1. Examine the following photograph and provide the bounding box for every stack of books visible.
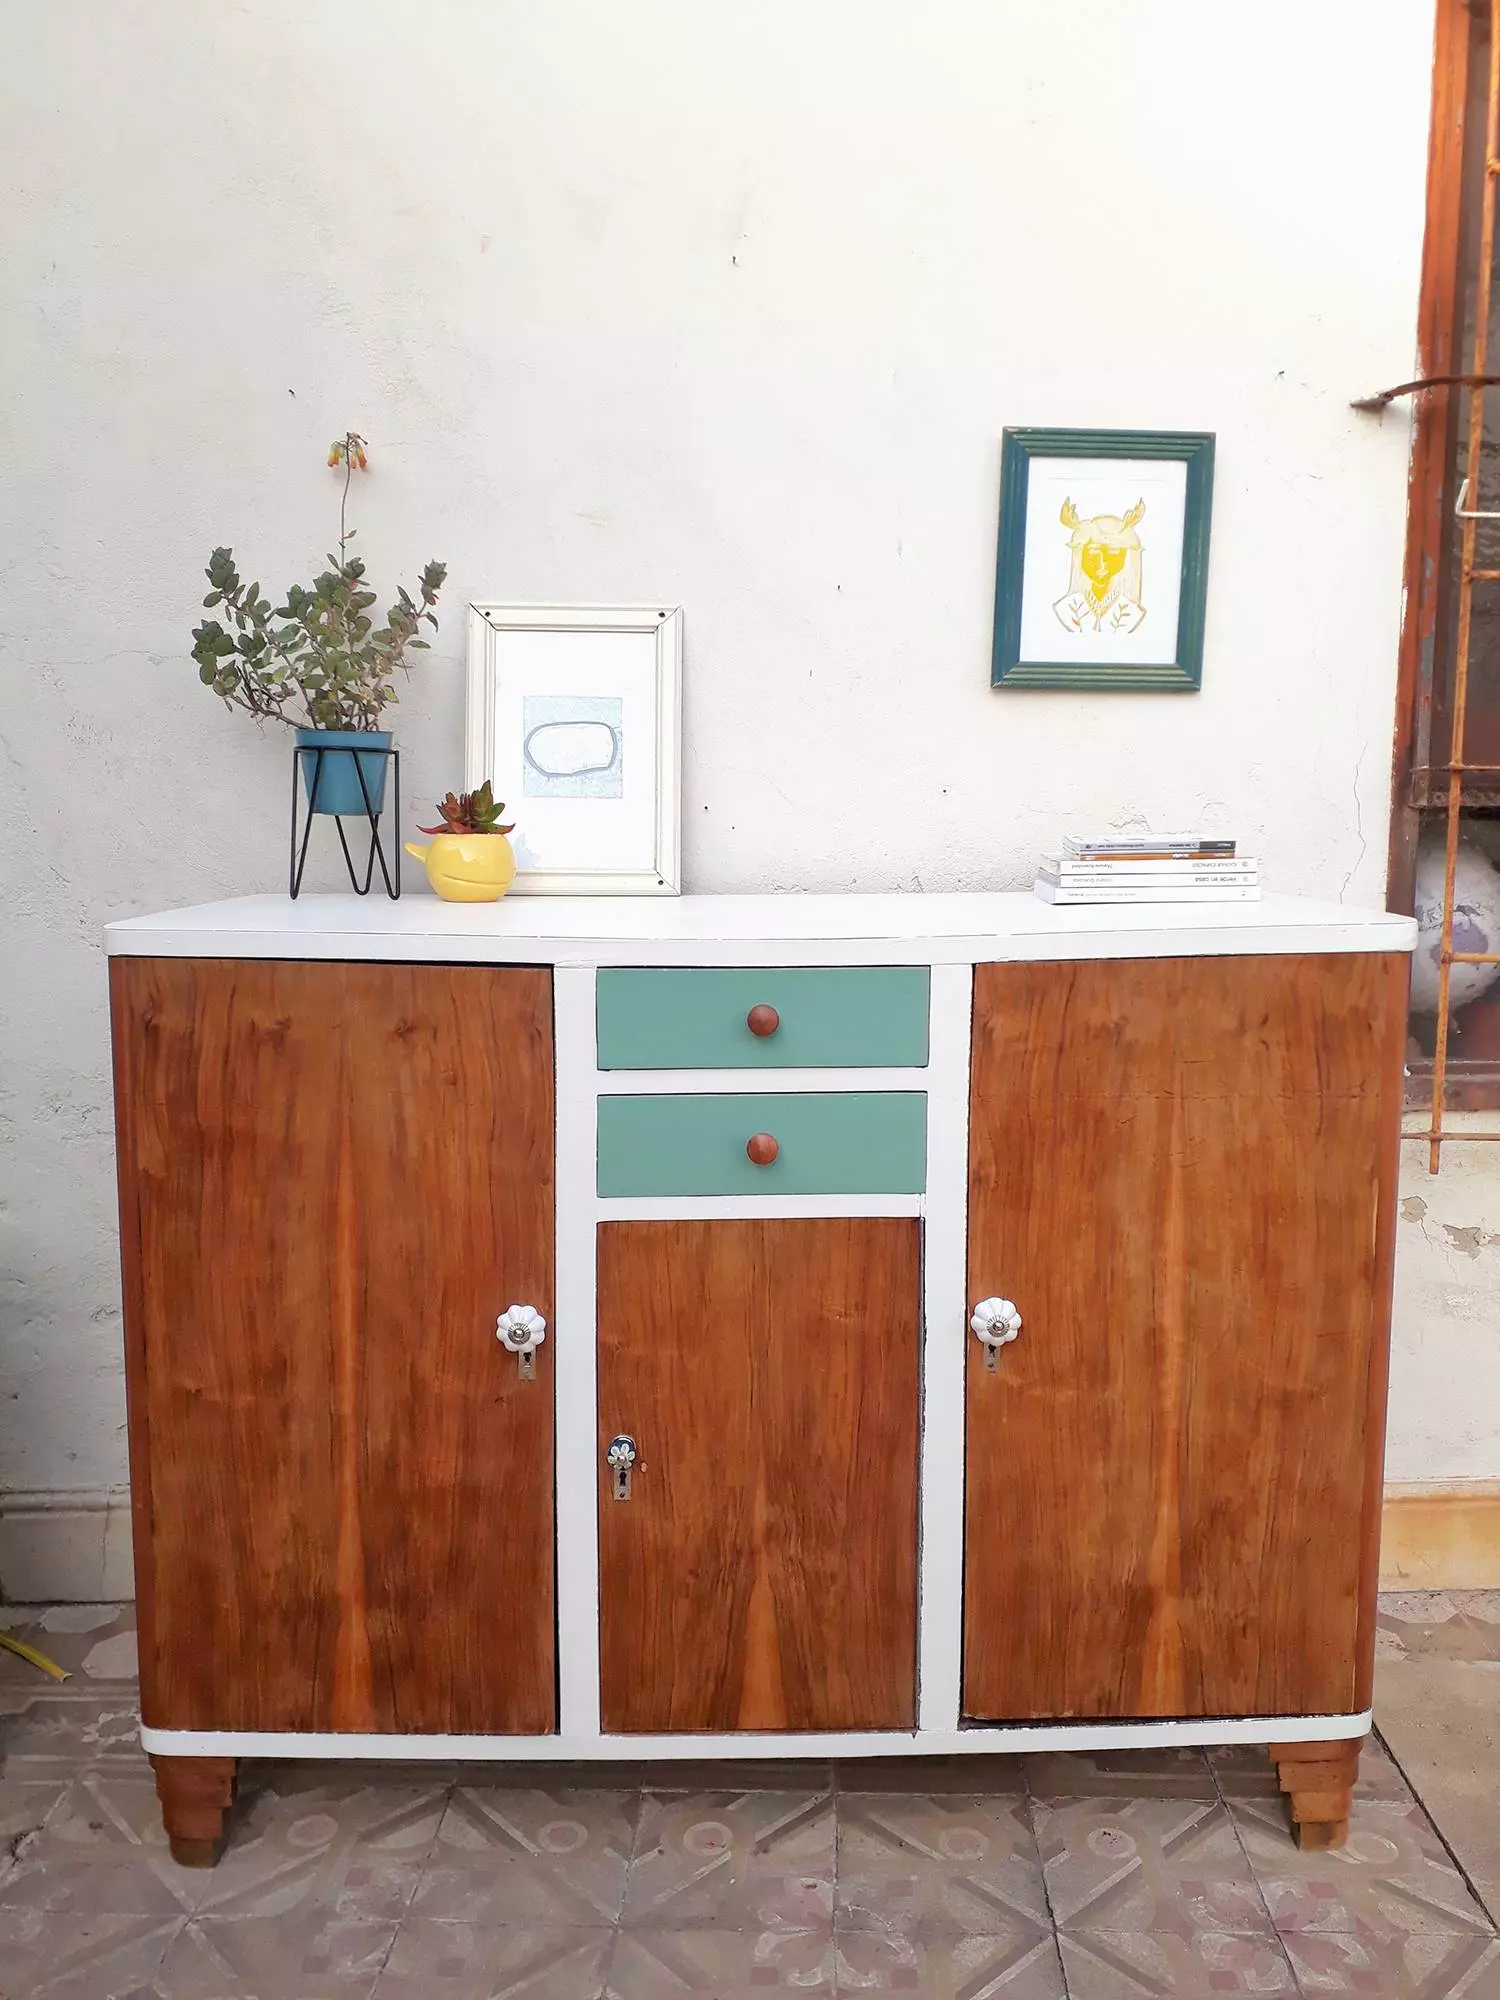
[1035,833,1260,905]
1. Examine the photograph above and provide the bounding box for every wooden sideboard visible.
[104,891,1413,1863]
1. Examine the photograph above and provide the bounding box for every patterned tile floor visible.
[0,1597,1493,1998]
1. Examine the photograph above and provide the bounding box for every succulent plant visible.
[419,780,516,836]
[190,432,447,732]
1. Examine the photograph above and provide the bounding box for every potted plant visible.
[191,432,447,818]
[405,781,518,902]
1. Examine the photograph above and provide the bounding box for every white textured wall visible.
[0,2,1445,1543]
[1391,1130,1500,1485]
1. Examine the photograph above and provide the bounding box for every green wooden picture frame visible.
[991,428,1215,692]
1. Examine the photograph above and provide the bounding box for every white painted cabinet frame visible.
[107,891,1412,1762]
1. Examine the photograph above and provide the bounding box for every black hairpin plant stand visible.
[290,744,401,900]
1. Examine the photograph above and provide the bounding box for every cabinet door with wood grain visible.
[111,957,555,1735]
[963,953,1405,1723]
[597,1217,920,1732]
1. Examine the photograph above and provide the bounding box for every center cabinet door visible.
[962,954,1403,1723]
[596,1218,920,1733]
[111,958,556,1736]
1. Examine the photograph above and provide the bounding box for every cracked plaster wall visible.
[1391,1130,1500,1485]
[0,1,1448,1551]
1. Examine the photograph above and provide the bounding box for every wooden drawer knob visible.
[746,1132,779,1166]
[747,1004,780,1038]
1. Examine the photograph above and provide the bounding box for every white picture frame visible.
[465,603,682,896]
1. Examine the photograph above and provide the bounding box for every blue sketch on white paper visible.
[522,694,624,800]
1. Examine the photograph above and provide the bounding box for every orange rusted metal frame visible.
[1389,0,1475,882]
[1428,0,1500,1171]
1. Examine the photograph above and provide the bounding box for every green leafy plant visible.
[419,780,516,836]
[191,432,448,731]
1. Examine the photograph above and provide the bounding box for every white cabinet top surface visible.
[104,891,1416,967]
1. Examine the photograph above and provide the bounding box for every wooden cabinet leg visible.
[1269,1738,1362,1850]
[149,1754,238,1866]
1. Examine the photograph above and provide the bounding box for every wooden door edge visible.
[1354,953,1413,1709]
[108,959,161,1715]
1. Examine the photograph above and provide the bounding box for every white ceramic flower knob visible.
[970,1297,1022,1349]
[496,1304,547,1353]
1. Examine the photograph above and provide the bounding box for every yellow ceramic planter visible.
[405,834,518,903]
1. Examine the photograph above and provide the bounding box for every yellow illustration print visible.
[1054,498,1147,634]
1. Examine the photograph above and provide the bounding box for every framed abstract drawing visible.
[465,603,682,894]
[990,429,1215,691]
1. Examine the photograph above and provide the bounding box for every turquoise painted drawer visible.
[595,967,929,1070]
[596,1092,927,1197]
